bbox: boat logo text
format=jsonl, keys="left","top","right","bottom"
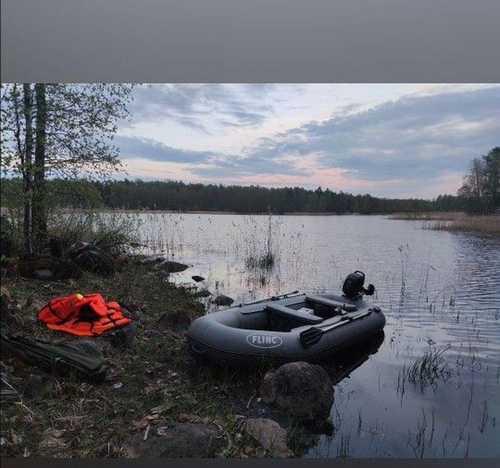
{"left": 247, "top": 334, "right": 283, "bottom": 348}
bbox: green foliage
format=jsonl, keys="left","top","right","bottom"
{"left": 79, "top": 178, "right": 439, "bottom": 214}
{"left": 48, "top": 211, "right": 141, "bottom": 257}
{"left": 459, "top": 147, "right": 500, "bottom": 214}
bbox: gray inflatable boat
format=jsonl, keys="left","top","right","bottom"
{"left": 187, "top": 277, "right": 386, "bottom": 366}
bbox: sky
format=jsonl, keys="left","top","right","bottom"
{"left": 115, "top": 84, "right": 500, "bottom": 199}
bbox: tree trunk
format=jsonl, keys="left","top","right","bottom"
{"left": 33, "top": 83, "right": 48, "bottom": 254}
{"left": 22, "top": 84, "right": 34, "bottom": 256}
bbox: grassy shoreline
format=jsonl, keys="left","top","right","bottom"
{"left": 390, "top": 212, "right": 500, "bottom": 235}
{"left": 0, "top": 260, "right": 283, "bottom": 458}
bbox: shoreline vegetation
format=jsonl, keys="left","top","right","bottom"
{"left": 390, "top": 212, "right": 500, "bottom": 235}
{"left": 0, "top": 259, "right": 273, "bottom": 457}
{"left": 0, "top": 214, "right": 329, "bottom": 459}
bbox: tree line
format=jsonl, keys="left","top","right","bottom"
{"left": 2, "top": 177, "right": 468, "bottom": 214}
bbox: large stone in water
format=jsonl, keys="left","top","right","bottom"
{"left": 260, "top": 361, "right": 334, "bottom": 421}
{"left": 157, "top": 260, "right": 189, "bottom": 273}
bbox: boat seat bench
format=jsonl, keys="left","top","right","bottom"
{"left": 265, "top": 303, "right": 323, "bottom": 324}
{"left": 306, "top": 295, "right": 358, "bottom": 312}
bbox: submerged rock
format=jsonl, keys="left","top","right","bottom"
{"left": 212, "top": 294, "right": 234, "bottom": 306}
{"left": 126, "top": 423, "right": 224, "bottom": 457}
{"left": 157, "top": 260, "right": 189, "bottom": 273}
{"left": 244, "top": 418, "right": 292, "bottom": 458}
{"left": 260, "top": 361, "right": 334, "bottom": 422}
{"left": 140, "top": 254, "right": 166, "bottom": 265}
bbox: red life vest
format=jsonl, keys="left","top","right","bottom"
{"left": 38, "top": 293, "right": 131, "bottom": 337}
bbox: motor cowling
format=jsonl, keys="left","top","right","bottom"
{"left": 342, "top": 271, "right": 375, "bottom": 299}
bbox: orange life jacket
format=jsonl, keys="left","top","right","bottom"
{"left": 38, "top": 293, "right": 131, "bottom": 337}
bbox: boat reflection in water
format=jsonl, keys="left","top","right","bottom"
{"left": 323, "top": 331, "right": 385, "bottom": 385}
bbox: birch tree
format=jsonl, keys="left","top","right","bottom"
{"left": 1, "top": 83, "right": 134, "bottom": 255}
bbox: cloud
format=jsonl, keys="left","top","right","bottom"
{"left": 116, "top": 135, "right": 214, "bottom": 164}
{"left": 242, "top": 86, "right": 500, "bottom": 183}
{"left": 128, "top": 84, "right": 276, "bottom": 132}
{"left": 118, "top": 85, "right": 499, "bottom": 197}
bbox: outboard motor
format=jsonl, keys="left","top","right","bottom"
{"left": 342, "top": 271, "right": 375, "bottom": 299}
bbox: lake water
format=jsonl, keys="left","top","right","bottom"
{"left": 132, "top": 212, "right": 500, "bottom": 458}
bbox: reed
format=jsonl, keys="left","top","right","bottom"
{"left": 390, "top": 212, "right": 464, "bottom": 221}
{"left": 425, "top": 215, "right": 500, "bottom": 235}
{"left": 407, "top": 345, "right": 452, "bottom": 391}
{"left": 391, "top": 211, "right": 500, "bottom": 235}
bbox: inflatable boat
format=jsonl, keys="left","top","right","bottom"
{"left": 187, "top": 272, "right": 386, "bottom": 366}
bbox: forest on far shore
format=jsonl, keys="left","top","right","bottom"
{"left": 0, "top": 177, "right": 471, "bottom": 215}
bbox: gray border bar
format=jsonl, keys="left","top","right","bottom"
{"left": 2, "top": 458, "right": 500, "bottom": 467}
{"left": 2, "top": 0, "right": 500, "bottom": 83}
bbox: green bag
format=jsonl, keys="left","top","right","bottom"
{"left": 1, "top": 333, "right": 108, "bottom": 382}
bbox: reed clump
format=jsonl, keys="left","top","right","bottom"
{"left": 390, "top": 212, "right": 463, "bottom": 221}
{"left": 425, "top": 215, "right": 500, "bottom": 235}
{"left": 407, "top": 346, "right": 452, "bottom": 391}
{"left": 391, "top": 211, "right": 500, "bottom": 235}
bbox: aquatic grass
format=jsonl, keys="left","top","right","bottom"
{"left": 424, "top": 215, "right": 500, "bottom": 235}
{"left": 390, "top": 212, "right": 464, "bottom": 221}
{"left": 336, "top": 433, "right": 351, "bottom": 458}
{"left": 407, "top": 345, "right": 452, "bottom": 391}
{"left": 46, "top": 209, "right": 143, "bottom": 256}
{"left": 243, "top": 213, "right": 278, "bottom": 272}
{"left": 390, "top": 211, "right": 500, "bottom": 235}
{"left": 245, "top": 252, "right": 275, "bottom": 270}
{"left": 407, "top": 407, "right": 438, "bottom": 459}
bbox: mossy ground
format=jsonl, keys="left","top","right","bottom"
{"left": 0, "top": 259, "right": 274, "bottom": 458}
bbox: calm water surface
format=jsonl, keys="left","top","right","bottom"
{"left": 133, "top": 213, "right": 500, "bottom": 458}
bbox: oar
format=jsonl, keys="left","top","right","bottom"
{"left": 299, "top": 309, "right": 372, "bottom": 348}
{"left": 237, "top": 290, "right": 301, "bottom": 307}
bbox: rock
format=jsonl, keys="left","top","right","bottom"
{"left": 126, "top": 423, "right": 224, "bottom": 458}
{"left": 260, "top": 361, "right": 334, "bottom": 421}
{"left": 191, "top": 275, "right": 205, "bottom": 282}
{"left": 157, "top": 261, "right": 189, "bottom": 273}
{"left": 104, "top": 323, "right": 137, "bottom": 348}
{"left": 195, "top": 289, "right": 212, "bottom": 298}
{"left": 212, "top": 294, "right": 234, "bottom": 306}
{"left": 244, "top": 418, "right": 292, "bottom": 458}
{"left": 18, "top": 256, "right": 82, "bottom": 280}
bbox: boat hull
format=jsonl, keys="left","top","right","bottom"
{"left": 186, "top": 293, "right": 386, "bottom": 366}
